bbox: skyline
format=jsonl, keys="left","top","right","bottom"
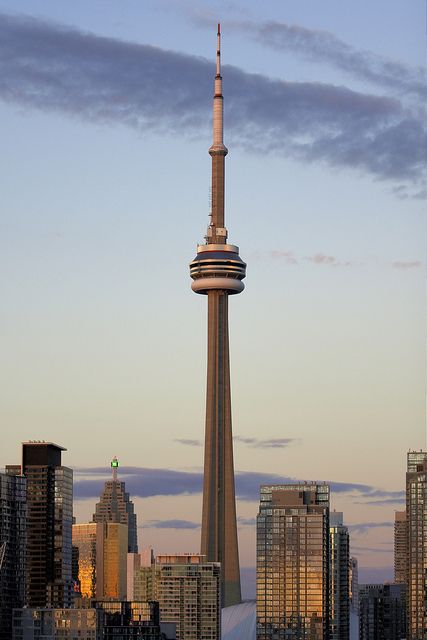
{"left": 1, "top": 0, "right": 426, "bottom": 592}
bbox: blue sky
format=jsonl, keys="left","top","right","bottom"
{"left": 1, "top": 0, "right": 426, "bottom": 590}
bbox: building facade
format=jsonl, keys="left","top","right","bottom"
{"left": 0, "top": 471, "right": 27, "bottom": 640}
{"left": 406, "top": 450, "right": 427, "bottom": 640}
{"left": 359, "top": 583, "right": 406, "bottom": 640}
{"left": 8, "top": 442, "right": 73, "bottom": 609}
{"left": 133, "top": 554, "right": 221, "bottom": 640}
{"left": 329, "top": 512, "right": 350, "bottom": 640}
{"left": 72, "top": 521, "right": 127, "bottom": 600}
{"left": 394, "top": 510, "right": 407, "bottom": 585}
{"left": 92, "top": 458, "right": 138, "bottom": 554}
{"left": 349, "top": 557, "right": 359, "bottom": 614}
{"left": 189, "top": 25, "right": 246, "bottom": 608}
{"left": 256, "top": 483, "right": 330, "bottom": 640}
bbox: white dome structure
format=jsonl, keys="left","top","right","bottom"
{"left": 222, "top": 600, "right": 256, "bottom": 640}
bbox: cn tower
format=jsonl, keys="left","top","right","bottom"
{"left": 190, "top": 24, "right": 246, "bottom": 608}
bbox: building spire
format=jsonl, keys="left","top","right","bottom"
{"left": 111, "top": 456, "right": 119, "bottom": 482}
{"left": 208, "top": 23, "right": 228, "bottom": 244}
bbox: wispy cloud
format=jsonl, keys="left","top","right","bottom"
{"left": 175, "top": 438, "right": 203, "bottom": 447}
{"left": 349, "top": 521, "right": 394, "bottom": 534}
{"left": 392, "top": 260, "right": 424, "bottom": 270}
{"left": 143, "top": 519, "right": 200, "bottom": 530}
{"left": 0, "top": 13, "right": 425, "bottom": 192}
{"left": 270, "top": 250, "right": 298, "bottom": 264}
{"left": 305, "top": 253, "right": 353, "bottom": 268}
{"left": 74, "top": 466, "right": 404, "bottom": 504}
{"left": 190, "top": 13, "right": 426, "bottom": 101}
{"left": 351, "top": 545, "right": 392, "bottom": 554}
{"left": 234, "top": 436, "right": 299, "bottom": 449}
{"left": 238, "top": 516, "right": 257, "bottom": 526}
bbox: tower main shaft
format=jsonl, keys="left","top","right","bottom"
{"left": 190, "top": 25, "right": 246, "bottom": 608}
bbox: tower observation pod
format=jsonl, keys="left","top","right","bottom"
{"left": 189, "top": 24, "right": 245, "bottom": 609}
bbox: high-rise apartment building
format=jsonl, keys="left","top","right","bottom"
{"left": 72, "top": 521, "right": 127, "bottom": 600}
{"left": 349, "top": 557, "right": 359, "bottom": 614}
{"left": 0, "top": 471, "right": 26, "bottom": 640}
{"left": 394, "top": 510, "right": 407, "bottom": 585}
{"left": 406, "top": 450, "right": 427, "bottom": 640}
{"left": 256, "top": 483, "right": 330, "bottom": 640}
{"left": 133, "top": 554, "right": 221, "bottom": 640}
{"left": 92, "top": 458, "right": 138, "bottom": 554}
{"left": 189, "top": 25, "right": 246, "bottom": 608}
{"left": 359, "top": 583, "right": 406, "bottom": 640}
{"left": 8, "top": 442, "right": 73, "bottom": 608}
{"left": 329, "top": 512, "right": 349, "bottom": 640}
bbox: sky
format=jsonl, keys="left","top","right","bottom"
{"left": 1, "top": 0, "right": 426, "bottom": 597}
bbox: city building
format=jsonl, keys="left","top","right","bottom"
{"left": 256, "top": 483, "right": 330, "bottom": 640}
{"left": 189, "top": 25, "right": 246, "bottom": 608}
{"left": 349, "top": 557, "right": 359, "bottom": 614}
{"left": 12, "top": 603, "right": 175, "bottom": 639}
{"left": 0, "top": 471, "right": 26, "bottom": 640}
{"left": 127, "top": 548, "right": 154, "bottom": 600}
{"left": 12, "top": 608, "right": 97, "bottom": 640}
{"left": 92, "top": 457, "right": 138, "bottom": 553}
{"left": 72, "top": 521, "right": 128, "bottom": 600}
{"left": 329, "top": 512, "right": 350, "bottom": 640}
{"left": 406, "top": 450, "right": 427, "bottom": 640}
{"left": 394, "top": 510, "right": 407, "bottom": 585}
{"left": 359, "top": 583, "right": 406, "bottom": 640}
{"left": 7, "top": 442, "right": 73, "bottom": 608}
{"left": 132, "top": 554, "right": 221, "bottom": 640}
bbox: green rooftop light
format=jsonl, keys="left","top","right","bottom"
{"left": 111, "top": 459, "right": 119, "bottom": 468}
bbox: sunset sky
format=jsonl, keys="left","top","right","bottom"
{"left": 1, "top": 0, "right": 426, "bottom": 596}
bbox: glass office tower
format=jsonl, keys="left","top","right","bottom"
{"left": 8, "top": 442, "right": 73, "bottom": 608}
{"left": 329, "top": 512, "right": 349, "bottom": 640}
{"left": 0, "top": 471, "right": 26, "bottom": 640}
{"left": 256, "top": 483, "right": 330, "bottom": 640}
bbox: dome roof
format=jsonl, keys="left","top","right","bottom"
{"left": 222, "top": 600, "right": 256, "bottom": 640}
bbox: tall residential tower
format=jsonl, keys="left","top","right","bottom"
{"left": 190, "top": 25, "right": 246, "bottom": 608}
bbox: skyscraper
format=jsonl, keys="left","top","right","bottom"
{"left": 72, "top": 521, "right": 128, "bottom": 600}
{"left": 0, "top": 471, "right": 26, "bottom": 640}
{"left": 134, "top": 554, "right": 221, "bottom": 640}
{"left": 329, "top": 512, "right": 350, "bottom": 640}
{"left": 8, "top": 442, "right": 73, "bottom": 608}
{"left": 359, "top": 583, "right": 406, "bottom": 640}
{"left": 256, "top": 483, "right": 330, "bottom": 640}
{"left": 406, "top": 450, "right": 427, "bottom": 639}
{"left": 93, "top": 457, "right": 138, "bottom": 553}
{"left": 394, "top": 510, "right": 407, "bottom": 585}
{"left": 189, "top": 24, "right": 246, "bottom": 609}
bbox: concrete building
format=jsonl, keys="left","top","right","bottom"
{"left": 12, "top": 603, "right": 175, "bottom": 639}
{"left": 7, "top": 442, "right": 73, "bottom": 608}
{"left": 72, "top": 521, "right": 128, "bottom": 600}
{"left": 394, "top": 510, "right": 407, "bottom": 585}
{"left": 256, "top": 483, "right": 330, "bottom": 640}
{"left": 92, "top": 457, "right": 138, "bottom": 553}
{"left": 406, "top": 450, "right": 427, "bottom": 639}
{"left": 330, "top": 512, "right": 350, "bottom": 640}
{"left": 349, "top": 557, "right": 359, "bottom": 614}
{"left": 0, "top": 471, "right": 26, "bottom": 640}
{"left": 133, "top": 554, "right": 221, "bottom": 640}
{"left": 127, "top": 548, "right": 154, "bottom": 600}
{"left": 189, "top": 25, "right": 246, "bottom": 608}
{"left": 359, "top": 583, "right": 406, "bottom": 640}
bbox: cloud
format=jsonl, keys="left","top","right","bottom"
{"left": 354, "top": 497, "right": 405, "bottom": 506}
{"left": 238, "top": 516, "right": 257, "bottom": 526}
{"left": 351, "top": 546, "right": 392, "bottom": 554}
{"left": 234, "top": 436, "right": 299, "bottom": 449}
{"left": 0, "top": 13, "right": 425, "bottom": 191}
{"left": 392, "top": 260, "right": 424, "bottom": 270}
{"left": 143, "top": 519, "right": 200, "bottom": 530}
{"left": 175, "top": 438, "right": 202, "bottom": 447}
{"left": 270, "top": 250, "right": 298, "bottom": 264}
{"left": 191, "top": 14, "right": 426, "bottom": 101}
{"left": 348, "top": 521, "right": 394, "bottom": 534}
{"left": 73, "top": 466, "right": 404, "bottom": 504}
{"left": 306, "top": 253, "right": 353, "bottom": 267}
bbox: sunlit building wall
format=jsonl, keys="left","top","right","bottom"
{"left": 256, "top": 483, "right": 330, "bottom": 640}
{"left": 394, "top": 510, "right": 407, "bottom": 585}
{"left": 72, "top": 523, "right": 98, "bottom": 599}
{"left": 12, "top": 608, "right": 97, "bottom": 640}
{"left": 406, "top": 450, "right": 427, "bottom": 640}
